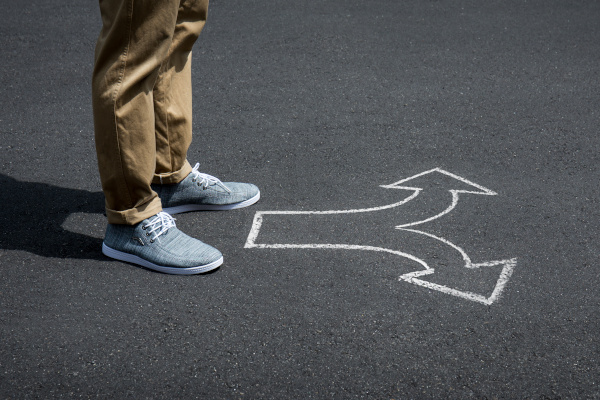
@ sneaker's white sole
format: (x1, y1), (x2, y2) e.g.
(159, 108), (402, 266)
(102, 243), (223, 275)
(163, 191), (260, 215)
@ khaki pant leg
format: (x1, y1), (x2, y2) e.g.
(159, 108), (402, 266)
(153, 0), (210, 185)
(92, 0), (180, 225)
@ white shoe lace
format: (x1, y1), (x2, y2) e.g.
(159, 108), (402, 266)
(143, 212), (176, 243)
(190, 163), (231, 193)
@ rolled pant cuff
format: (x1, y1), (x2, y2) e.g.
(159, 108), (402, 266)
(106, 196), (163, 225)
(152, 160), (193, 185)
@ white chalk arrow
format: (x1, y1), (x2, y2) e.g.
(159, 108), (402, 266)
(396, 228), (517, 305)
(399, 258), (517, 306)
(380, 167), (497, 228)
(245, 168), (516, 305)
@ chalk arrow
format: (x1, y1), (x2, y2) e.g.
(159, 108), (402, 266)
(380, 168), (497, 228)
(399, 257), (517, 306)
(396, 228), (517, 304)
(245, 168), (516, 305)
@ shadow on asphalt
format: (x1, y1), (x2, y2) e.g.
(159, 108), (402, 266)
(0, 174), (106, 261)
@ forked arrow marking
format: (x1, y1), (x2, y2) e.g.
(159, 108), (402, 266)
(245, 168), (517, 305)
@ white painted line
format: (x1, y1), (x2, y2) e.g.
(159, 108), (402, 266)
(248, 242), (432, 271)
(245, 212), (265, 248)
(398, 227), (511, 269)
(380, 167), (497, 195)
(396, 191), (461, 228)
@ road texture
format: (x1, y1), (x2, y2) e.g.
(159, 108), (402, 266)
(1, 0), (599, 398)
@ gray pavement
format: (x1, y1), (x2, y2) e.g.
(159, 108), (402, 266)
(1, 0), (599, 398)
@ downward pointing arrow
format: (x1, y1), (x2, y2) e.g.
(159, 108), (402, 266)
(245, 168), (516, 305)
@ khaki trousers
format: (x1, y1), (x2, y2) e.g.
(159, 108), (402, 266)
(92, 0), (209, 225)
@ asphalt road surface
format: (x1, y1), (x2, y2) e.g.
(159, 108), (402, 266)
(1, 0), (599, 398)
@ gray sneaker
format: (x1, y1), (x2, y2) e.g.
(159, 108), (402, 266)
(152, 163), (260, 215)
(102, 212), (223, 274)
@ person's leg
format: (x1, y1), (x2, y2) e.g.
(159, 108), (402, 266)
(92, 0), (180, 225)
(153, 0), (210, 185)
(92, 0), (222, 274)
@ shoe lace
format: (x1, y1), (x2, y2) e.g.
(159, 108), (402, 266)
(143, 212), (176, 243)
(190, 163), (231, 193)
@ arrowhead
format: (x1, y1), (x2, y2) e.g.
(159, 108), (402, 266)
(380, 168), (497, 196)
(399, 258), (517, 305)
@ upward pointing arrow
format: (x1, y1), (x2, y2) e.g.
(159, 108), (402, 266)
(380, 168), (497, 228)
